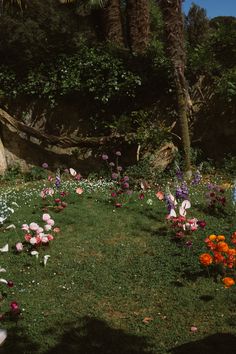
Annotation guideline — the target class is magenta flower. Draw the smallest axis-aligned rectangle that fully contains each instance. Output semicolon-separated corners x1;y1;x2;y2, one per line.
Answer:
139;193;145;200
10;301;20;313
7;280;14;288
112;173;118;179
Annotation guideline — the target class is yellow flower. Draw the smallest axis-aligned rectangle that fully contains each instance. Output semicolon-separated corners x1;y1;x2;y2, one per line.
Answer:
217;235;225;241
209;235;217;241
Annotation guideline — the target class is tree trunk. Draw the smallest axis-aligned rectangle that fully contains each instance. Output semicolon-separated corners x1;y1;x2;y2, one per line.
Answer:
126;0;150;53
0;134;7;175
103;0;124;46
159;0;191;175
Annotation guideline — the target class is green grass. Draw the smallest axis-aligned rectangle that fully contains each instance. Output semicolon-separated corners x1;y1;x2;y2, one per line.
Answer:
0;180;236;354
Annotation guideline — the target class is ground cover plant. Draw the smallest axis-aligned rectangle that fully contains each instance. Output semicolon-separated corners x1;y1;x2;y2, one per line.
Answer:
0;167;235;354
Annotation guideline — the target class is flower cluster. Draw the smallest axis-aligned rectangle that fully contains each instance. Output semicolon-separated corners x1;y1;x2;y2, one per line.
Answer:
206;183;226;212
200;232;236;287
21;214;58;246
0;199;14;225
102;151;133;207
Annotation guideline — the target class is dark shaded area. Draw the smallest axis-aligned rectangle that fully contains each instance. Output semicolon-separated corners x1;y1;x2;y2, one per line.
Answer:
44;317;154;354
0;326;39;354
169;333;236;354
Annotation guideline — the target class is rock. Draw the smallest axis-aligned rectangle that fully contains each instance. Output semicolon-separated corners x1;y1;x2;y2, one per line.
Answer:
150;142;178;171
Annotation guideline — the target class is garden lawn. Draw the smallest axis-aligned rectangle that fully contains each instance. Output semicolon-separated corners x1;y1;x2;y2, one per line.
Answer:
0;180;236;354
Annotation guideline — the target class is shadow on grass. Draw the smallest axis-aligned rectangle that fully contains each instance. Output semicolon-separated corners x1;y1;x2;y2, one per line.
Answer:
44;316;154;354
169;333;236;354
0;326;39;353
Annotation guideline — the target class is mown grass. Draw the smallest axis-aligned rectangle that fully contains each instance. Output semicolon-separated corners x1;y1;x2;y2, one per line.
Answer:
0;179;236;354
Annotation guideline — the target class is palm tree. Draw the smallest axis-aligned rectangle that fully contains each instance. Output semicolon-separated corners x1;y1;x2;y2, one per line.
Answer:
158;0;191;175
126;0;150;53
59;0;124;46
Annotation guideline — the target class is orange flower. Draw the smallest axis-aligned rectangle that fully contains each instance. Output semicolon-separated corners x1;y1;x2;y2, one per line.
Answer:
217;241;229;253
209;235;217;241
222;277;235;288
213;252;225;264
217;235;225;241
199;253;213;266
227;249;236;256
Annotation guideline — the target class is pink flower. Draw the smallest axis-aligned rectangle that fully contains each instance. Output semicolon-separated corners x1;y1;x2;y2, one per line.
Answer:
44;224;52;232
21;224;29;231
15;242;23;252
41;236;49;244
76;187;84;195
53;227;60;233
139;193;145;200
47;219;55;226
47;234;54;241
42;214;51;222
10;301;20;312
24;234;31;242
29;223;39;231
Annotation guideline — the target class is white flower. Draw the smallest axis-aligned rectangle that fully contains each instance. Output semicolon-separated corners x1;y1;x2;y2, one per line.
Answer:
0;244;9;253
31;251;39;259
6;224;16;230
0;279;8;285
44;255;50;267
0;267;6;273
0;217;6;224
29;237;37;245
0;329;7;345
146;199;153;206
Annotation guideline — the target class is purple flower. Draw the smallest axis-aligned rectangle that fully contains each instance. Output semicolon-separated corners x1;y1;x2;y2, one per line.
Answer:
55;176;61;189
122;182;129;189
102;154;109;161
123;176;129;182
191;170;202;185
176;168;183;181
116;151;122;156
42;163;48;169
176;182;189;200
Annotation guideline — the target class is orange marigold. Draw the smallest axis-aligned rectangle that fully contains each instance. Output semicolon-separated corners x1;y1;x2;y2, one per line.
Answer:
199;253;213;266
217;241;229;252
222;277;235;288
